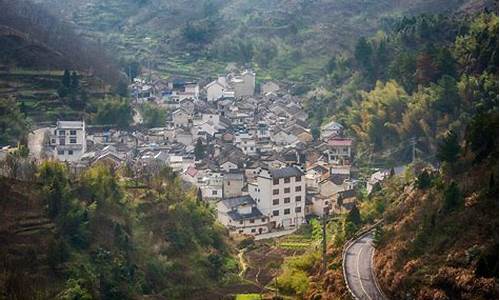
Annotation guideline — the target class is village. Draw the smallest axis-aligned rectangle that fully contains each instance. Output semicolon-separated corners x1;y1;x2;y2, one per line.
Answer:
20;68;391;238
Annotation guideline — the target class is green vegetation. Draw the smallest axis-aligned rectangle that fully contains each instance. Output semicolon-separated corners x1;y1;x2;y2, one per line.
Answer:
308;12;498;166
1;161;238;299
92;97;133;128
0;97;30;146
140;102;167;128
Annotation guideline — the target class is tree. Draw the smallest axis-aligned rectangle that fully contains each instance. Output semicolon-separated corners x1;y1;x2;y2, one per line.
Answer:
443;181;462;211
93;98;133;129
70;71;80;90
141;103;167;128
434;75;460;114
0;97;30;146
416;170;433;189
194;138;205;160
62;69;71;88
347;205;362;225
437;130;461;163
115;80;129;97
311;127;320;141
465;112;498;163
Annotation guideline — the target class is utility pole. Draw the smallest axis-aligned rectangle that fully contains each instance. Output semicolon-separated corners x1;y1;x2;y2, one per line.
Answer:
322;213;328;273
411;137;416;163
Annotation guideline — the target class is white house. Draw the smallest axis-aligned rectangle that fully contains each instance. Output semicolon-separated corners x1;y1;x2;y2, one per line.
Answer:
217;195;269;235
260;81;280;95
223;172;245;198
172;109;193;128
50;121;86;162
231;70;255;98
234;132;257;155
249;166;306;229
321;120;343;140
205;76;235;102
325;137;353;164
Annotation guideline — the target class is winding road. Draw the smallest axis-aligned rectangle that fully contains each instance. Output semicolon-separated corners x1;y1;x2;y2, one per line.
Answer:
343;231;386;300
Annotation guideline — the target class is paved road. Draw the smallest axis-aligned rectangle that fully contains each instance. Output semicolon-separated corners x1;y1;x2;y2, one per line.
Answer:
344;232;386;300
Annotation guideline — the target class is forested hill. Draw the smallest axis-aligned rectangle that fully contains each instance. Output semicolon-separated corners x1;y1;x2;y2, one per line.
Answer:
33;0;494;84
307;9;498;167
0;0;123;85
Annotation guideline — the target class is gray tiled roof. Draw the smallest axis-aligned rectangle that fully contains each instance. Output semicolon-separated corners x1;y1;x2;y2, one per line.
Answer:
228;206;264;221
221;195;255;209
269;166;303;179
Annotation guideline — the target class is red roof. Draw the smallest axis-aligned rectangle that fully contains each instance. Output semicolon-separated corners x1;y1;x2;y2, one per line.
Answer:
185;166;198;177
327;137;353;147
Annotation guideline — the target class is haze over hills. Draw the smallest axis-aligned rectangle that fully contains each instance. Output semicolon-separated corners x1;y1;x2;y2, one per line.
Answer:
32;0;495;84
0;0;497;299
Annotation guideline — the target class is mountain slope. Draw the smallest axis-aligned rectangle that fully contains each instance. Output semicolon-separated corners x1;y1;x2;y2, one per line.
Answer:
33;0;493;84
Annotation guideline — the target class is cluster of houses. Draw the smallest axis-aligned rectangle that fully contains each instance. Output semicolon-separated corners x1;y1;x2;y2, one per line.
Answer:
39;69;380;237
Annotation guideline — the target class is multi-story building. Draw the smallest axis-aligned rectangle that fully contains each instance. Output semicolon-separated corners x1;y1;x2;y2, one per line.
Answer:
234;132;257;156
250;166;306;229
217;195;269;235
49;121;86;162
325;137;353;164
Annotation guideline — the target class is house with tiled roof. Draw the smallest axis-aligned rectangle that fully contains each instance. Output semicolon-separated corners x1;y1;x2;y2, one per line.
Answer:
216;195;269;236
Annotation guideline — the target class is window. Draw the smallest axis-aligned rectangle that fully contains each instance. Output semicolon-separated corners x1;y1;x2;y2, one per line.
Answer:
284;187;290;193
70;137;77;144
239;220;243;225
284;197;290;204
295;206;302;213
343;147;348;153
273;189;279;195
212;190;218;195
251;228;256;233
261;218;266;222
227;181;231;186
273;199;279;205
295;196;302;202
59;137;65;145
250;219;255;224
284;208;290;215
272;210;279;216
295;176;302;182
295;186;302;192
57;150;64;155
58;130;65;136
68;150;74;155
69;130;77;135
273;178;279;185
284;177;290;184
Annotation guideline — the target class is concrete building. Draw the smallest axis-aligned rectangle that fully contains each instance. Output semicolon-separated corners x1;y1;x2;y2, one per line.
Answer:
217;195;269;235
235;132;257;156
249;166;306;229
50;121;86;162
223;172;245;198
231;70;255;98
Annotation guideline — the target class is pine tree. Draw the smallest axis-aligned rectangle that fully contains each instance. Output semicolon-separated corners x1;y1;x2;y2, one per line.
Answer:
194;138;205;160
437;130;461;163
62;69;71;88
70;71;79;90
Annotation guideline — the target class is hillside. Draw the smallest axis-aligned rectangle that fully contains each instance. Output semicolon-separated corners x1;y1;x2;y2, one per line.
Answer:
33;0;493;85
0;161;241;299
0;0;123;85
374;114;498;299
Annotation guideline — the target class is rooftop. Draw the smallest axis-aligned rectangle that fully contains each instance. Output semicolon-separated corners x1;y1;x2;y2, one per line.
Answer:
221;195;256;209
57;121;84;128
227;206;264;221
269;166;303;179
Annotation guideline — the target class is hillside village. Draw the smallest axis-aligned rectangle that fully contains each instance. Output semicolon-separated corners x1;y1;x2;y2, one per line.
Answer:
17;68;377;238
